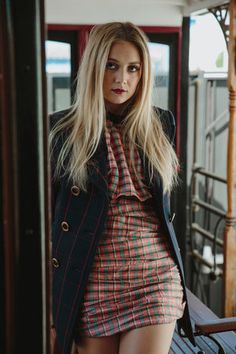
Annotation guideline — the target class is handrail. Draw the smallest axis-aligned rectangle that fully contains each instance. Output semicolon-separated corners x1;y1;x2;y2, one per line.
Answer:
191;223;223;247
192;198;226;218
192;167;227;184
205;109;228;135
191;250;223;276
189;165;227;288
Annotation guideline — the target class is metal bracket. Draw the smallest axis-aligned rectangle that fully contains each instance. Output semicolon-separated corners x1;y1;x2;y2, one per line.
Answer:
209;4;229;49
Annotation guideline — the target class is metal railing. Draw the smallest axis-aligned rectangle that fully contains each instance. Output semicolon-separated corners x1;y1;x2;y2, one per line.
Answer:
189;167;226;287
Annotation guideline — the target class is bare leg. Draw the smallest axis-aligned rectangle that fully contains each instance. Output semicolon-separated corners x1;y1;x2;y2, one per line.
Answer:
75;334;120;354
119;322;176;354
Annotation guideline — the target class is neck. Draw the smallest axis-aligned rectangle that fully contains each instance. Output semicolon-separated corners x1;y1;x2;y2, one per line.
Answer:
105;99;134;116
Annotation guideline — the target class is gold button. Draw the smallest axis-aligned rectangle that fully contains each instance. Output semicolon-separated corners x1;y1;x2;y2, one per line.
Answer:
71;185;80;196
61;221;69;232
52;258;60;268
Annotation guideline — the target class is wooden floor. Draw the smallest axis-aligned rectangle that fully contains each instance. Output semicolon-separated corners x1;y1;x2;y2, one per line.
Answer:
170;289;236;353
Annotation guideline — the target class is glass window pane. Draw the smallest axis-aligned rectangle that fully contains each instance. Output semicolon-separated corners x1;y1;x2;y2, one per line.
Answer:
45;40;71;113
148;42;170;109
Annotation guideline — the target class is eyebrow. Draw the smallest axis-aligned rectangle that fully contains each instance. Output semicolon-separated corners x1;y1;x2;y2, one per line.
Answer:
107;58;141;65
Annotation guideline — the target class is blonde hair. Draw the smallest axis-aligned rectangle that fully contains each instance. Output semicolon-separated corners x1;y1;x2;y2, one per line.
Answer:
50;22;179;193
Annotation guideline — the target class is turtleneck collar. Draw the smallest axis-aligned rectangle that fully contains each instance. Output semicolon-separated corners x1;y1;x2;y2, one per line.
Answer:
107;112;126;124
106;101;134;124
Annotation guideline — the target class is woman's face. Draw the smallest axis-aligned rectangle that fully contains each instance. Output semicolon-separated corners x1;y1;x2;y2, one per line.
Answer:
103;41;142;113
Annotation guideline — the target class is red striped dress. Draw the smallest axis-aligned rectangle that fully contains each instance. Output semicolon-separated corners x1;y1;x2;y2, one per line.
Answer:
77;117;185;337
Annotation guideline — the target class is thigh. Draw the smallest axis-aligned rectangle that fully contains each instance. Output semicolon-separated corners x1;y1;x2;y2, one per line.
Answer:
119;322;176;354
75;334;120;354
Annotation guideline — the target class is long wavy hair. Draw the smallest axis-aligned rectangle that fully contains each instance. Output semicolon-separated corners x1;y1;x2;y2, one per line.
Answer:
49;22;179;193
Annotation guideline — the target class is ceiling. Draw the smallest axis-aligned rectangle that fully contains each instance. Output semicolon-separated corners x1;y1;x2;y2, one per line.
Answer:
144;0;229;13
45;0;229;26
183;0;229;14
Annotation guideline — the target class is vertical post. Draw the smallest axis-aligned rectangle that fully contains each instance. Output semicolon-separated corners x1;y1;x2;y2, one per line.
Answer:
0;2;17;353
176;16;190;268
0;0;50;353
224;0;236;317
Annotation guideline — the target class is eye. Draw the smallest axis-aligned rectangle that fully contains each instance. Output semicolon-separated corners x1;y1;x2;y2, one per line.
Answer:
105;61;118;70
128;65;140;73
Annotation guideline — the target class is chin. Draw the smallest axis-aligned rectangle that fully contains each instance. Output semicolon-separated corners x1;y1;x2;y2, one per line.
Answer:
110;97;130;105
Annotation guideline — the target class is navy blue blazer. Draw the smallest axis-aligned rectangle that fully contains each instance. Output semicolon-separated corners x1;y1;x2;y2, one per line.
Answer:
50;108;196;354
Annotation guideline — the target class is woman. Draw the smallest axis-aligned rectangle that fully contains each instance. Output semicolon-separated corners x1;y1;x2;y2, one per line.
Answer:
50;22;196;354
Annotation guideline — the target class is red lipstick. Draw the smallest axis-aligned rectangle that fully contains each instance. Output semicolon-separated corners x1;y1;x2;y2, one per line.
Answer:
112;89;127;94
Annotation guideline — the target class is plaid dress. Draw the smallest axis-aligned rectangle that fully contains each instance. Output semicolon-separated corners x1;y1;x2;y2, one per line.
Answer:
77;118;185;337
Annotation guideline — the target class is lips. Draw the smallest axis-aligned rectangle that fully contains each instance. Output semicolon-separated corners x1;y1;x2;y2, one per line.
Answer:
112;89;127;94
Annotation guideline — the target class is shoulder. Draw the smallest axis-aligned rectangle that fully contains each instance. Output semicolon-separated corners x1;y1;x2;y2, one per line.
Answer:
153;106;176;143
49;108;73;166
49;108;72;131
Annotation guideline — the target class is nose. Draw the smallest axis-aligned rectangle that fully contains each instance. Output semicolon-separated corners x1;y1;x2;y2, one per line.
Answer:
114;68;127;84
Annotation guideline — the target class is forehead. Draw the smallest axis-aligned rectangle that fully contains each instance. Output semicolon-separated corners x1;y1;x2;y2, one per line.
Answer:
108;41;141;62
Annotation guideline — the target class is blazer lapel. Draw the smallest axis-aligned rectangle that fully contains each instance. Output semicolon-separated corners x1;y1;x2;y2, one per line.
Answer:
88;136;109;197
